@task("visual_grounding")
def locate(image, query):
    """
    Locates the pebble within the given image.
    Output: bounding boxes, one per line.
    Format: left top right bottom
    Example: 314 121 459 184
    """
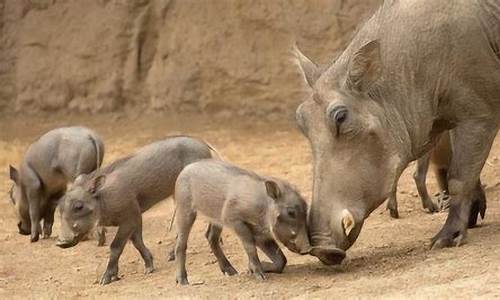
191 280 205 286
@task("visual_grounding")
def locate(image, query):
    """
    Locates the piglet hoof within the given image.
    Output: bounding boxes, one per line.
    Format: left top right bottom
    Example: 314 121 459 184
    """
389 208 399 219
167 249 175 262
97 235 106 247
43 227 52 239
145 266 154 275
252 270 267 281
30 233 40 243
221 265 238 276
248 265 267 281
99 272 119 285
176 276 189 286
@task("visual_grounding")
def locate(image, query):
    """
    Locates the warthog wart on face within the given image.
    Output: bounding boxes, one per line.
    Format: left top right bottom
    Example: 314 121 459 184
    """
294 42 404 263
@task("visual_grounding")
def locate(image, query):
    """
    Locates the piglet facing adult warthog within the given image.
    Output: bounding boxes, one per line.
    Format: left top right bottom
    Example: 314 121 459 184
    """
295 0 500 264
174 159 311 285
56 136 218 285
8 126 104 242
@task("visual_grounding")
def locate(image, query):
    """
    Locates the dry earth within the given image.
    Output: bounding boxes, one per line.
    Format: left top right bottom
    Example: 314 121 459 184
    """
1 114 500 299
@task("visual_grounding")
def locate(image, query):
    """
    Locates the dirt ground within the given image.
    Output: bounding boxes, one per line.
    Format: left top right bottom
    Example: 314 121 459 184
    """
1 113 500 299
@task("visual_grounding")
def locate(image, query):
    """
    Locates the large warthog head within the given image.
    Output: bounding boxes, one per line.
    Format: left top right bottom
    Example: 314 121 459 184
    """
294 41 406 264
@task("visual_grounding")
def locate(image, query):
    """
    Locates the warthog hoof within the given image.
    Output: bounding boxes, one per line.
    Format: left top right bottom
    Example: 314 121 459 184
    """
176 276 189 286
100 271 119 285
430 225 466 249
221 265 238 276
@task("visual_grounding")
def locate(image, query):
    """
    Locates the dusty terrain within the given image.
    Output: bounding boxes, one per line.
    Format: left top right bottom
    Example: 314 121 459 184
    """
1 114 500 299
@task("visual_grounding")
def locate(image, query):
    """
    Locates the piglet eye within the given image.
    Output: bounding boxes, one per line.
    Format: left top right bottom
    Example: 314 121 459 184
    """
287 208 297 219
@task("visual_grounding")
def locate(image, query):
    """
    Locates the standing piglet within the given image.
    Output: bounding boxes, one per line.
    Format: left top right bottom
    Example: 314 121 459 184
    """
174 159 311 285
56 136 218 285
8 126 104 242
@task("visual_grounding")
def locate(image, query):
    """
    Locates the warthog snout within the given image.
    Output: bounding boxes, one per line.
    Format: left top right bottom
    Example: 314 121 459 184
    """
309 246 346 265
56 237 79 248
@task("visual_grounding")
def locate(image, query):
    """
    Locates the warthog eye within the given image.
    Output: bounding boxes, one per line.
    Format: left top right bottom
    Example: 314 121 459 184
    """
330 106 348 124
327 105 349 136
334 109 348 124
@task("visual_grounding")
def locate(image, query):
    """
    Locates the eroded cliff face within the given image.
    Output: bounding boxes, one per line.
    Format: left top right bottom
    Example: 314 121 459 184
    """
0 0 381 115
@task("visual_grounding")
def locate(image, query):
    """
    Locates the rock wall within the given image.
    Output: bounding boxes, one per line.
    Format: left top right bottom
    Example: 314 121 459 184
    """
0 0 381 115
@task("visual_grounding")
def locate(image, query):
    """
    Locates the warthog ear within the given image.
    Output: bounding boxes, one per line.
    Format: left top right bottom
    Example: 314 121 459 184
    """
342 209 355 237
89 175 106 195
293 44 321 88
9 165 19 184
346 40 381 92
265 180 281 201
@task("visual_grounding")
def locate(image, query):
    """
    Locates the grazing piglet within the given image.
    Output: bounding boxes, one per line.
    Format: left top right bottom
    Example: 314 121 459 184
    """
174 159 311 285
8 126 104 242
56 136 218 285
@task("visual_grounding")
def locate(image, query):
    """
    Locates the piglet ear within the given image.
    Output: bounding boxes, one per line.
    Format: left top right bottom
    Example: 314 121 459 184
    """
89 175 106 194
265 180 281 201
9 165 19 184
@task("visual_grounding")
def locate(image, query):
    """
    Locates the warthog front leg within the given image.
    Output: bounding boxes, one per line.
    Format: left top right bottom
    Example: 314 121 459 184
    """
257 238 287 274
27 189 42 242
42 201 58 239
206 223 237 276
233 222 266 281
100 224 134 285
130 219 154 275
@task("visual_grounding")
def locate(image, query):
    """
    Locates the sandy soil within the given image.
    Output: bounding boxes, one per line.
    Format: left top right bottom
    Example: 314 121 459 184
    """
1 114 500 299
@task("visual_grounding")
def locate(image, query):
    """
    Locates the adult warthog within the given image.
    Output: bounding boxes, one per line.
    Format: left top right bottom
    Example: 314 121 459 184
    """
295 0 500 264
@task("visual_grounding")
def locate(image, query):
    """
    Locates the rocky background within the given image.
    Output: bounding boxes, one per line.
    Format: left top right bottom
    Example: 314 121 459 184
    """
0 0 381 116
